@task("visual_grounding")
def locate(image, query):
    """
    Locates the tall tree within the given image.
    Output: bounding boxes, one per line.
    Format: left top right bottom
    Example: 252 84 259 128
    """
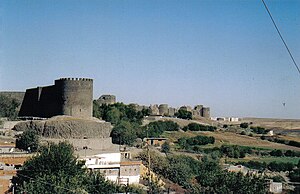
16 130 39 152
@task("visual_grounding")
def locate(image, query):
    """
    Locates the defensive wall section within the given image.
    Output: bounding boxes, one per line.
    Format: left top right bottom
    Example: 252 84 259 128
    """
19 78 93 118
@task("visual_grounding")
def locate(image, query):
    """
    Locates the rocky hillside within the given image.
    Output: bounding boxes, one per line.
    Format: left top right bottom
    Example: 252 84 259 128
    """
13 116 112 139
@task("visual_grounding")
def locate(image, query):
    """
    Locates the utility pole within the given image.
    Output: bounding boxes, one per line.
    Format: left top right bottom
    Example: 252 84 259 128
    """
147 126 151 193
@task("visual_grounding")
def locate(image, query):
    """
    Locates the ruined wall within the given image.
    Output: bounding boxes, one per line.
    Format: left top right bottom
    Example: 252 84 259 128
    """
202 107 210 118
158 104 168 116
97 95 116 105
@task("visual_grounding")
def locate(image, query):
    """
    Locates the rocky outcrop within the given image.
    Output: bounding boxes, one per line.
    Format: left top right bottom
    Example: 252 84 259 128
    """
13 116 112 139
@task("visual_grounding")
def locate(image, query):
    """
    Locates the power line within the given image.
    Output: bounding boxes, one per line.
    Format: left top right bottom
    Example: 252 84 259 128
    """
261 0 300 75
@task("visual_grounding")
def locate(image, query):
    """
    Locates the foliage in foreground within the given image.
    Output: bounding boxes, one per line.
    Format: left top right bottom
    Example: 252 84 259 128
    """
175 109 192 120
138 150 267 193
182 122 216 132
12 142 144 194
0 94 20 119
93 102 147 125
178 135 215 150
15 130 39 152
110 120 180 145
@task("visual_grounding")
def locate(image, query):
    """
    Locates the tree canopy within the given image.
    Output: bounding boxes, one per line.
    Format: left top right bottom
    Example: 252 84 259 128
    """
16 130 39 152
13 142 143 194
175 109 192 120
0 94 20 119
110 121 138 145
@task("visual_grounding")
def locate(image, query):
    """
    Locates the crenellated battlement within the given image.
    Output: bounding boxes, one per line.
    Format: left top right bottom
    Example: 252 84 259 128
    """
56 78 93 81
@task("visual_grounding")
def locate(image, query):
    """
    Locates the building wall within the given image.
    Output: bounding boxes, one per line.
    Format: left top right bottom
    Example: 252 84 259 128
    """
19 78 93 118
120 164 140 184
145 138 167 147
85 152 121 169
83 152 141 185
19 88 40 117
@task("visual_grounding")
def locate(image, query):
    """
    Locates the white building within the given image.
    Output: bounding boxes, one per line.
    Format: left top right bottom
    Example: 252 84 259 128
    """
82 151 141 185
269 181 282 193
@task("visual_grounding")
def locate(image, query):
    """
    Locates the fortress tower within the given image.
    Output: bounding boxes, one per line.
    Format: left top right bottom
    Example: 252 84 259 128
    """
19 78 93 118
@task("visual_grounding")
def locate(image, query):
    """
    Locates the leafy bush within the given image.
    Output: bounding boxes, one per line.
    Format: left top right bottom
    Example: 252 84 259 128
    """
220 145 252 158
93 102 145 125
138 151 267 193
289 169 300 182
137 120 180 139
16 130 39 152
13 142 142 193
240 122 249 129
178 135 215 150
182 123 216 132
268 161 294 172
161 141 171 153
250 126 269 134
270 149 283 157
175 109 192 120
0 94 20 119
110 121 137 145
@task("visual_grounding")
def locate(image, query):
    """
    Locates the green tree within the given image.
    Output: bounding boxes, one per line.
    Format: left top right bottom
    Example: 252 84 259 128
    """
0 94 20 119
92 100 101 118
106 107 121 124
110 121 137 145
175 109 192 120
240 122 249 129
16 130 39 152
13 142 87 193
289 169 300 182
161 141 170 154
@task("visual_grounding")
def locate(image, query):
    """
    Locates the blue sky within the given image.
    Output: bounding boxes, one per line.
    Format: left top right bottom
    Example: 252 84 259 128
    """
1 0 299 118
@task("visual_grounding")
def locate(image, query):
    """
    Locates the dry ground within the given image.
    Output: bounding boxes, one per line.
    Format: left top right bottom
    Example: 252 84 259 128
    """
242 117 300 130
163 131 300 151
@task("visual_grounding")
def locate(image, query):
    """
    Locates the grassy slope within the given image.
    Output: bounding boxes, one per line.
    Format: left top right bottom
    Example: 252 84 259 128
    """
162 130 300 151
226 156 300 164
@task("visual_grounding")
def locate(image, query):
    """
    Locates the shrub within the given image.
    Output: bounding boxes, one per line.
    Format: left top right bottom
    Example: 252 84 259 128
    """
240 122 249 129
16 130 39 152
183 123 216 132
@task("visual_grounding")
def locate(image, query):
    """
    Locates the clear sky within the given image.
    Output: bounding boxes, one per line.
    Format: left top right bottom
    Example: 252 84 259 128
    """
1 0 299 119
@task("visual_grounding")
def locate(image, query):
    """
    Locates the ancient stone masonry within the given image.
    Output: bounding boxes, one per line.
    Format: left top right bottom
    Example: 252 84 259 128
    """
201 107 210 118
97 95 116 105
158 104 168 116
19 78 93 119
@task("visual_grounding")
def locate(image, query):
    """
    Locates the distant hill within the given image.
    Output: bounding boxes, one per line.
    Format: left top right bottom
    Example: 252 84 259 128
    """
0 92 25 104
242 117 300 130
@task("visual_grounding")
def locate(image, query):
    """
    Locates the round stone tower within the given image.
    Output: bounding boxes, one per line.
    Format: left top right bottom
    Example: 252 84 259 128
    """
159 104 169 116
55 78 93 118
201 107 210 118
